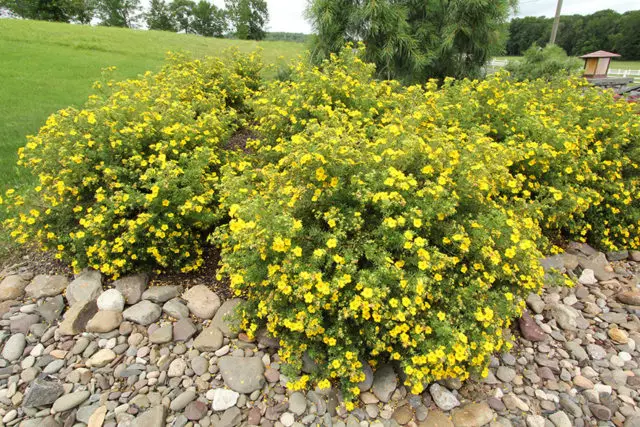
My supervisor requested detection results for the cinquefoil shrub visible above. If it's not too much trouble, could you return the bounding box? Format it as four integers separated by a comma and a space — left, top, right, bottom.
215, 109, 545, 404
2, 50, 262, 277
434, 73, 640, 250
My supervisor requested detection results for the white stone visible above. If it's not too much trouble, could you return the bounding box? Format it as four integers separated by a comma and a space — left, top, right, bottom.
579, 269, 597, 285
210, 389, 239, 411
87, 349, 116, 368
280, 412, 295, 427
594, 384, 612, 394
619, 351, 632, 362
97, 289, 125, 312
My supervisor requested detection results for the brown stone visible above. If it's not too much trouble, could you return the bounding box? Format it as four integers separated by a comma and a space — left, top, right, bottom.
451, 402, 495, 427
608, 327, 629, 344
58, 299, 98, 336
393, 405, 414, 425
617, 290, 640, 306
418, 409, 453, 427
518, 310, 546, 342
0, 275, 28, 301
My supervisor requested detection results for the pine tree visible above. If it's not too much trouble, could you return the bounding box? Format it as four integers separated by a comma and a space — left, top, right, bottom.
307, 0, 516, 82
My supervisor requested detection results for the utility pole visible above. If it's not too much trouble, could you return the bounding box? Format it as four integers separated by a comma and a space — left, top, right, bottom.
549, 0, 563, 44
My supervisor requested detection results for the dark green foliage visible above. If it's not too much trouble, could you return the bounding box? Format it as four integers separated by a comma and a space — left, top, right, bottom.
225, 0, 268, 40
169, 0, 195, 33
265, 32, 309, 43
191, 0, 227, 37
0, 0, 91, 22
505, 44, 582, 81
507, 9, 640, 60
146, 0, 176, 31
95, 0, 140, 27
307, 0, 516, 82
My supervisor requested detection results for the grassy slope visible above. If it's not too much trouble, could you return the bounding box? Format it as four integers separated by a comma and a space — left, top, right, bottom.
0, 19, 306, 187
494, 56, 640, 70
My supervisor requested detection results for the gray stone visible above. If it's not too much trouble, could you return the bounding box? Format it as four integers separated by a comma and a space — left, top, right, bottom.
549, 411, 572, 427
429, 383, 460, 411
2, 333, 26, 361
113, 273, 149, 305
66, 270, 103, 305
496, 366, 516, 383
38, 295, 64, 323
170, 390, 196, 411
97, 288, 125, 312
577, 252, 615, 281
0, 275, 28, 301
25, 275, 69, 299
565, 341, 589, 362
289, 392, 306, 415
193, 326, 224, 352
58, 299, 98, 335
607, 250, 629, 262
578, 269, 597, 285
122, 300, 161, 325
86, 310, 123, 333
173, 318, 197, 341
358, 361, 374, 392
526, 293, 546, 314
149, 324, 172, 344
589, 404, 611, 420
183, 285, 221, 319
43, 359, 64, 374
586, 344, 607, 360
371, 364, 397, 403
211, 298, 243, 337
162, 298, 189, 319
185, 400, 208, 421
131, 405, 166, 427
218, 356, 265, 393
52, 390, 90, 412
23, 376, 64, 407
191, 356, 208, 376
549, 303, 579, 331
10, 313, 40, 334
76, 403, 101, 423
211, 388, 239, 411
219, 406, 242, 427
142, 285, 182, 303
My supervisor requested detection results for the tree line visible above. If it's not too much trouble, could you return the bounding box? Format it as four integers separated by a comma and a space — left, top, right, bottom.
0, 0, 269, 40
507, 9, 640, 60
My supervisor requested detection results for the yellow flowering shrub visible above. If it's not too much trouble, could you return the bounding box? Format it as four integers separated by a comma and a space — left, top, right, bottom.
2, 50, 262, 277
434, 74, 640, 250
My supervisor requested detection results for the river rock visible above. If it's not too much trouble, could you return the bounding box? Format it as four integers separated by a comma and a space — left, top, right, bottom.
451, 402, 494, 427
549, 303, 579, 330
52, 390, 90, 413
617, 290, 640, 306
66, 270, 103, 305
218, 356, 265, 393
429, 383, 460, 411
122, 300, 161, 325
23, 376, 64, 407
170, 390, 196, 411
173, 318, 197, 341
579, 269, 597, 285
0, 275, 28, 301
372, 364, 397, 403
38, 295, 65, 323
87, 348, 116, 368
97, 288, 125, 312
211, 388, 239, 411
149, 324, 173, 344
519, 310, 546, 342
86, 310, 123, 333
131, 405, 166, 427
183, 285, 221, 319
58, 299, 98, 336
211, 298, 243, 337
162, 298, 189, 319
142, 285, 182, 303
194, 326, 224, 352
25, 275, 69, 299
113, 273, 148, 305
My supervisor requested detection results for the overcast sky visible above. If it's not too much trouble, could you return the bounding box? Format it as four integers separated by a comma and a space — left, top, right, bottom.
234, 0, 638, 34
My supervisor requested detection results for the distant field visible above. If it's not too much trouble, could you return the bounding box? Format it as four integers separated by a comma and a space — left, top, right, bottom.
0, 19, 306, 188
493, 56, 640, 71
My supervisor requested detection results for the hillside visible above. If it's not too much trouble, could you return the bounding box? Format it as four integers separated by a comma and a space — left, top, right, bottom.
0, 19, 306, 186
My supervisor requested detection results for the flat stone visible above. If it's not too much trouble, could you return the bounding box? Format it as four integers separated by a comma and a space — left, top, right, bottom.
193, 326, 224, 352
170, 390, 196, 411
526, 293, 546, 314
183, 285, 221, 319
87, 405, 107, 427
589, 404, 612, 420
122, 300, 161, 325
289, 392, 306, 415
0, 275, 28, 301
586, 344, 606, 360
429, 383, 460, 411
131, 405, 165, 427
23, 376, 64, 407
219, 406, 242, 426
1, 332, 25, 361
86, 310, 123, 333
142, 285, 182, 303
372, 364, 397, 403
168, 358, 187, 377
43, 359, 64, 374
549, 410, 572, 427
184, 400, 208, 421
162, 298, 190, 319
211, 298, 243, 337
87, 348, 116, 368
113, 273, 149, 305
218, 356, 265, 393
10, 313, 40, 334
173, 318, 197, 341
25, 275, 69, 299
191, 356, 209, 376
38, 295, 65, 323
496, 366, 516, 383
618, 291, 640, 306
393, 405, 413, 425
66, 270, 103, 305
77, 403, 101, 423
52, 390, 90, 413
97, 288, 125, 312
418, 409, 453, 427
451, 402, 494, 427
211, 388, 239, 411
149, 324, 173, 344
549, 303, 579, 331
58, 299, 98, 336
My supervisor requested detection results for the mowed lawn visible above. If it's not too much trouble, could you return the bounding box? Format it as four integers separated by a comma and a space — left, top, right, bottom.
0, 19, 306, 188
493, 56, 640, 70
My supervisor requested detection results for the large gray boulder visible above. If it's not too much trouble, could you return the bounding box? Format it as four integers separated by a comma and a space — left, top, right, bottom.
218, 356, 265, 393
25, 275, 69, 299
66, 270, 103, 305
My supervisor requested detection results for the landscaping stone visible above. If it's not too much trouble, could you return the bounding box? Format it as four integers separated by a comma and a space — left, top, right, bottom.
162, 298, 190, 319
193, 326, 224, 351
149, 324, 172, 344
211, 389, 239, 411
0, 275, 28, 301
211, 298, 243, 337
131, 405, 165, 427
38, 295, 64, 323
173, 318, 197, 341
58, 299, 98, 335
122, 300, 162, 325
218, 356, 265, 393
183, 285, 221, 319
66, 270, 102, 305
52, 390, 90, 413
371, 364, 397, 403
142, 285, 182, 303
451, 402, 494, 427
113, 273, 149, 305
22, 376, 65, 407
25, 275, 69, 299
429, 383, 460, 411
86, 310, 123, 333
97, 288, 125, 312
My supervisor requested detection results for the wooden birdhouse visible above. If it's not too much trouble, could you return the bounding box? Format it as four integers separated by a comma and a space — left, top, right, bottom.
580, 50, 621, 78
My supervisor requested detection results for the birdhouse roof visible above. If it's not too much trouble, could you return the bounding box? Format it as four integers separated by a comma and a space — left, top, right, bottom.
580, 50, 621, 59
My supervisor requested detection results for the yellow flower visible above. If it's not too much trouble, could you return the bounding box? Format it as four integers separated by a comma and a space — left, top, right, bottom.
326, 238, 337, 248
362, 287, 373, 299
437, 312, 445, 321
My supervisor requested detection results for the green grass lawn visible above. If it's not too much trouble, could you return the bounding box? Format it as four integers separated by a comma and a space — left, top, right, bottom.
493, 56, 640, 70
0, 19, 306, 188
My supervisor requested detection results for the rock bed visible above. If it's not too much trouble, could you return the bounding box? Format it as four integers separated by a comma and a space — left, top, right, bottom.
0, 244, 638, 427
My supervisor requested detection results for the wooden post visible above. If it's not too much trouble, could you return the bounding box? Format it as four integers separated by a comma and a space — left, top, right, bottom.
549, 0, 563, 45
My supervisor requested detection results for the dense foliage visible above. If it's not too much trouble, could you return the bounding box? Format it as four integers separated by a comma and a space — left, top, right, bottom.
214, 48, 639, 403
2, 50, 263, 278
507, 9, 640, 60
505, 45, 582, 81
307, 0, 516, 82
3, 47, 639, 404
225, 0, 268, 40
